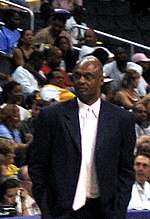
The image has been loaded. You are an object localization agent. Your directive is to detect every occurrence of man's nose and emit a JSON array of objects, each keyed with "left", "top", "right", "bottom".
[{"left": 78, "top": 75, "right": 86, "bottom": 84}]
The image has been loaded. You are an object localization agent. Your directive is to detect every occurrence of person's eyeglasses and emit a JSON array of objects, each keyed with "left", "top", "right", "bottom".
[{"left": 72, "top": 72, "right": 96, "bottom": 81}]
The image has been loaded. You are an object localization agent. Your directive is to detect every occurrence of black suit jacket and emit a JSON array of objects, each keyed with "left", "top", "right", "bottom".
[{"left": 28, "top": 98, "right": 136, "bottom": 219}]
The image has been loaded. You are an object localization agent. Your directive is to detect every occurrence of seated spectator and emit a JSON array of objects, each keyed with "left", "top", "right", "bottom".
[
  {"left": 0, "top": 9, "right": 21, "bottom": 88},
  {"left": 0, "top": 104, "right": 22, "bottom": 143},
  {"left": 128, "top": 152, "right": 150, "bottom": 210},
  {"left": 103, "top": 47, "right": 148, "bottom": 96},
  {"left": 12, "top": 51, "right": 47, "bottom": 96},
  {"left": 39, "top": 2, "right": 55, "bottom": 29},
  {"left": 0, "top": 9, "right": 21, "bottom": 56},
  {"left": 1, "top": 81, "right": 31, "bottom": 120},
  {"left": 16, "top": 165, "right": 41, "bottom": 216},
  {"left": 39, "top": 70, "right": 75, "bottom": 102},
  {"left": 54, "top": 36, "right": 77, "bottom": 73},
  {"left": 79, "top": 28, "right": 114, "bottom": 62},
  {"left": 0, "top": 178, "right": 19, "bottom": 216},
  {"left": 41, "top": 46, "right": 73, "bottom": 88},
  {"left": 65, "top": 6, "right": 87, "bottom": 45},
  {"left": 34, "top": 12, "right": 71, "bottom": 47},
  {"left": 13, "top": 29, "right": 35, "bottom": 67},
  {"left": 114, "top": 70, "right": 141, "bottom": 110},
  {"left": 0, "top": 138, "right": 19, "bottom": 178},
  {"left": 20, "top": 99, "right": 50, "bottom": 144},
  {"left": 132, "top": 103, "right": 150, "bottom": 151},
  {"left": 131, "top": 53, "right": 150, "bottom": 84}
]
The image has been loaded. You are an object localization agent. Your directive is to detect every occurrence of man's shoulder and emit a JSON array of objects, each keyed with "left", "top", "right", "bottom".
[{"left": 102, "top": 101, "right": 133, "bottom": 119}]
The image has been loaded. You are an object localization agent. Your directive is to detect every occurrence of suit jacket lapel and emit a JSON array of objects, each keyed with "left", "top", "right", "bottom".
[
  {"left": 95, "top": 100, "right": 112, "bottom": 154},
  {"left": 63, "top": 98, "right": 81, "bottom": 152}
]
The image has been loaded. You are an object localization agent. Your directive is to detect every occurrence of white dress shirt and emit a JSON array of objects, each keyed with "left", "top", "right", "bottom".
[
  {"left": 128, "top": 181, "right": 150, "bottom": 210},
  {"left": 72, "top": 98, "right": 101, "bottom": 210}
]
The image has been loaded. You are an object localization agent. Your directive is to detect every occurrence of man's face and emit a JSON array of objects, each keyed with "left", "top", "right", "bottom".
[
  {"left": 115, "top": 47, "right": 128, "bottom": 64},
  {"left": 47, "top": 48, "right": 62, "bottom": 68},
  {"left": 51, "top": 19, "right": 65, "bottom": 37},
  {"left": 73, "top": 57, "right": 104, "bottom": 105},
  {"left": 134, "top": 155, "right": 150, "bottom": 186},
  {"left": 11, "top": 13, "right": 20, "bottom": 30},
  {"left": 84, "top": 29, "right": 97, "bottom": 47},
  {"left": 134, "top": 104, "right": 148, "bottom": 123}
]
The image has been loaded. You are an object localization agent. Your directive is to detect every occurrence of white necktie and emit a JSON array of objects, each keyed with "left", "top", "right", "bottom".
[{"left": 73, "top": 108, "right": 95, "bottom": 210}]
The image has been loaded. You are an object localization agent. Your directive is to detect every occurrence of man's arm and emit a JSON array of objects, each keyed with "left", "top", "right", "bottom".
[{"left": 28, "top": 108, "right": 53, "bottom": 214}]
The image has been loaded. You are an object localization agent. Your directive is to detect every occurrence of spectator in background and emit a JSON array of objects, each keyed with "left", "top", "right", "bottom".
[
  {"left": 12, "top": 51, "right": 46, "bottom": 97},
  {"left": 65, "top": 6, "right": 87, "bottom": 45},
  {"left": 41, "top": 46, "right": 73, "bottom": 88},
  {"left": 131, "top": 53, "right": 150, "bottom": 84},
  {"left": 0, "top": 9, "right": 21, "bottom": 88},
  {"left": 0, "top": 178, "right": 19, "bottom": 217},
  {"left": 132, "top": 103, "right": 150, "bottom": 150},
  {"left": 0, "top": 104, "right": 22, "bottom": 143},
  {"left": 54, "top": 36, "right": 77, "bottom": 73},
  {"left": 1, "top": 81, "right": 31, "bottom": 121},
  {"left": 34, "top": 12, "right": 71, "bottom": 47},
  {"left": 39, "top": 70, "right": 75, "bottom": 102},
  {"left": 79, "top": 28, "right": 114, "bottom": 62},
  {"left": 39, "top": 2, "right": 55, "bottom": 28},
  {"left": 13, "top": 29, "right": 35, "bottom": 68},
  {"left": 0, "top": 9, "right": 21, "bottom": 56},
  {"left": 16, "top": 165, "right": 41, "bottom": 216},
  {"left": 114, "top": 70, "right": 141, "bottom": 110},
  {"left": 128, "top": 152, "right": 150, "bottom": 210},
  {"left": 20, "top": 99, "right": 50, "bottom": 144},
  {"left": 104, "top": 47, "right": 148, "bottom": 97},
  {"left": 0, "top": 138, "right": 19, "bottom": 178}
]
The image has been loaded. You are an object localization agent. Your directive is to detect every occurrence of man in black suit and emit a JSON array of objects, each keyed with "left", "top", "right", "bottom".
[{"left": 28, "top": 56, "right": 136, "bottom": 219}]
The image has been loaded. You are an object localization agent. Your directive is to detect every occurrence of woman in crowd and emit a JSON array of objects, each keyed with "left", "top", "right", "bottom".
[
  {"left": 114, "top": 69, "right": 141, "bottom": 109},
  {"left": 0, "top": 137, "right": 19, "bottom": 178},
  {"left": 0, "top": 104, "right": 22, "bottom": 143},
  {"left": 13, "top": 29, "right": 35, "bottom": 67},
  {"left": 54, "top": 36, "right": 77, "bottom": 73}
]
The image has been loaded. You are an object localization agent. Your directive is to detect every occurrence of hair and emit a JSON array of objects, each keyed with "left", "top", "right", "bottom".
[
  {"left": 121, "top": 69, "right": 140, "bottom": 88},
  {"left": 3, "top": 9, "right": 19, "bottom": 22},
  {"left": 54, "top": 36, "right": 71, "bottom": 48},
  {"left": 52, "top": 13, "right": 67, "bottom": 24},
  {"left": 40, "top": 2, "right": 55, "bottom": 21},
  {"left": 132, "top": 102, "right": 145, "bottom": 113},
  {"left": 0, "top": 138, "right": 16, "bottom": 156},
  {"left": 135, "top": 151, "right": 150, "bottom": 160},
  {"left": 17, "top": 29, "right": 34, "bottom": 47},
  {"left": 32, "top": 99, "right": 50, "bottom": 108},
  {"left": 0, "top": 104, "right": 19, "bottom": 127},
  {"left": 91, "top": 48, "right": 108, "bottom": 66},
  {"left": 28, "top": 51, "right": 44, "bottom": 62},
  {"left": 0, "top": 178, "right": 19, "bottom": 202},
  {"left": 2, "top": 81, "right": 21, "bottom": 103}
]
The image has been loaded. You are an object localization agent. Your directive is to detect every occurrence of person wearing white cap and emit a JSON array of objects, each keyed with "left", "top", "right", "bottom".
[{"left": 131, "top": 53, "right": 150, "bottom": 84}]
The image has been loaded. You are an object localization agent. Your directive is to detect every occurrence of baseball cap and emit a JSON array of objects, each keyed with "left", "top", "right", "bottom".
[{"left": 131, "top": 53, "right": 150, "bottom": 63}]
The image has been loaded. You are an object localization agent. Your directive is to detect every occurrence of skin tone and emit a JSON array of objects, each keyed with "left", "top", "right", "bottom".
[
  {"left": 73, "top": 56, "right": 104, "bottom": 105},
  {"left": 57, "top": 37, "right": 70, "bottom": 53},
  {"left": 13, "top": 30, "right": 34, "bottom": 67},
  {"left": 3, "top": 187, "right": 19, "bottom": 205},
  {"left": 134, "top": 155, "right": 150, "bottom": 188},
  {"left": 50, "top": 71, "right": 65, "bottom": 88},
  {"left": 84, "top": 29, "right": 97, "bottom": 47},
  {"left": 51, "top": 19, "right": 65, "bottom": 37}
]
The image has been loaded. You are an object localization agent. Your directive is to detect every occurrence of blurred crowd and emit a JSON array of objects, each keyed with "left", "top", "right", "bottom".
[{"left": 0, "top": 1, "right": 150, "bottom": 217}]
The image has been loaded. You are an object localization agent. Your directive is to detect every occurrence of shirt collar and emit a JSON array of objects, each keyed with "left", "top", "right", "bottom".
[{"left": 77, "top": 98, "right": 101, "bottom": 118}]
